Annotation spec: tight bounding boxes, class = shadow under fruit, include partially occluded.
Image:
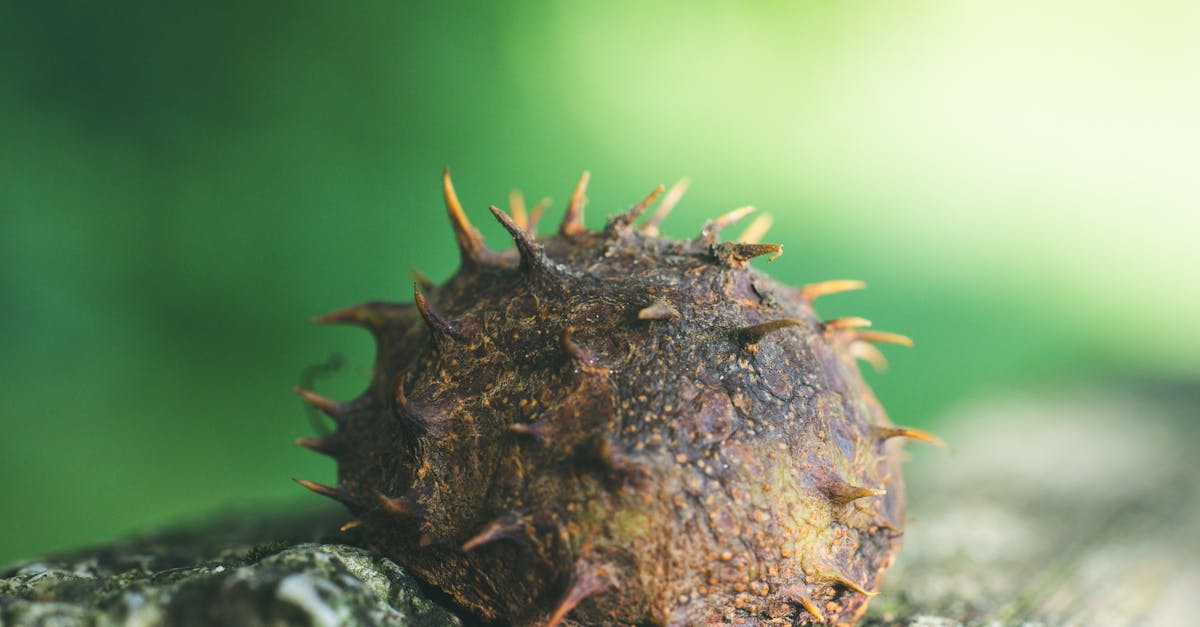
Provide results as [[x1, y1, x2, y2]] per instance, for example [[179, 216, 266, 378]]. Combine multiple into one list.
[[295, 170, 939, 626]]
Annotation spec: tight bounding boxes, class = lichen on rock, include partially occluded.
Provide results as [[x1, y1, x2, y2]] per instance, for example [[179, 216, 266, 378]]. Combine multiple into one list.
[[0, 507, 460, 627]]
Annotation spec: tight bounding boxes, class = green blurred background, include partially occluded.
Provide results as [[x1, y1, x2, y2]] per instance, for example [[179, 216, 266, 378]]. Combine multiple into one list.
[[2, 1, 1197, 564]]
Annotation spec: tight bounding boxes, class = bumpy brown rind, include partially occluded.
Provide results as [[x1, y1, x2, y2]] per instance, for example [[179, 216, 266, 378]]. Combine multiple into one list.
[[298, 172, 926, 626]]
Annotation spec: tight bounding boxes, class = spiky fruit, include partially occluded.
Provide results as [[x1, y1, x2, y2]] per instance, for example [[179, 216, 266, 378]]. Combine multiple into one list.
[[296, 171, 938, 626]]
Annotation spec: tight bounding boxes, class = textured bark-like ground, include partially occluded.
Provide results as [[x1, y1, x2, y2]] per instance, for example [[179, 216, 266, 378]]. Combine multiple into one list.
[[3, 385, 1195, 626]]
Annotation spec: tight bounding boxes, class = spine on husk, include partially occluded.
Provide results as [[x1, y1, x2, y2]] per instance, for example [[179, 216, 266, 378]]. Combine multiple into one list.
[[294, 169, 943, 626]]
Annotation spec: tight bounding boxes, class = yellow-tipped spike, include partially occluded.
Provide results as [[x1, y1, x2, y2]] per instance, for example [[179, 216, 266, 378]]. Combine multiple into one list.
[[874, 426, 950, 450], [798, 595, 824, 622], [625, 184, 664, 224], [781, 584, 825, 622], [641, 177, 690, 235], [826, 569, 877, 597], [822, 316, 872, 332], [442, 168, 486, 263], [851, 330, 915, 348], [724, 242, 783, 263], [637, 299, 680, 321], [826, 479, 888, 505], [799, 279, 866, 302], [849, 341, 889, 372], [508, 421, 554, 440], [339, 519, 363, 532], [560, 171, 590, 236], [701, 205, 755, 243], [736, 214, 773, 244], [527, 197, 550, 234], [508, 189, 528, 229]]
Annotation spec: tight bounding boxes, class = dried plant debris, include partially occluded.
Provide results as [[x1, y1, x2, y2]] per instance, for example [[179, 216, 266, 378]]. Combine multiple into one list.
[[296, 170, 938, 625]]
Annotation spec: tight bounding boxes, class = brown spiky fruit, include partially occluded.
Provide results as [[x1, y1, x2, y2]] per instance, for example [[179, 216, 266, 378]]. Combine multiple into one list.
[[296, 170, 936, 626]]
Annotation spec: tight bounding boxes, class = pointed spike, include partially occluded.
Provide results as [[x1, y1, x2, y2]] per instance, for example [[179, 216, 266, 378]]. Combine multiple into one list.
[[849, 341, 890, 372], [413, 283, 469, 342], [700, 205, 755, 243], [489, 205, 557, 279], [393, 370, 437, 434], [857, 501, 905, 535], [392, 370, 416, 422], [815, 567, 878, 596], [736, 214, 774, 244], [295, 436, 338, 458], [462, 513, 524, 551], [873, 426, 950, 450], [781, 584, 825, 623], [594, 437, 653, 485], [393, 370, 410, 408], [527, 197, 550, 234], [442, 168, 488, 264], [545, 562, 614, 627], [562, 327, 602, 369], [409, 267, 435, 294], [609, 184, 664, 232], [509, 421, 555, 441], [293, 478, 351, 505], [311, 305, 361, 326], [875, 517, 905, 536], [377, 492, 418, 518], [825, 478, 887, 505], [850, 329, 915, 348], [641, 177, 690, 235], [508, 189, 528, 229], [637, 299, 680, 321], [560, 171, 590, 236], [293, 387, 345, 420], [311, 301, 406, 330], [721, 242, 783, 263], [822, 316, 872, 332], [798, 279, 867, 302], [628, 184, 664, 222], [339, 518, 363, 532], [739, 318, 803, 346]]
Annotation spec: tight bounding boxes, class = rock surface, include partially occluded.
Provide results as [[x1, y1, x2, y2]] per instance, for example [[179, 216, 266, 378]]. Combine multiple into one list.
[[3, 386, 1196, 626], [0, 509, 461, 626], [863, 384, 1200, 627]]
